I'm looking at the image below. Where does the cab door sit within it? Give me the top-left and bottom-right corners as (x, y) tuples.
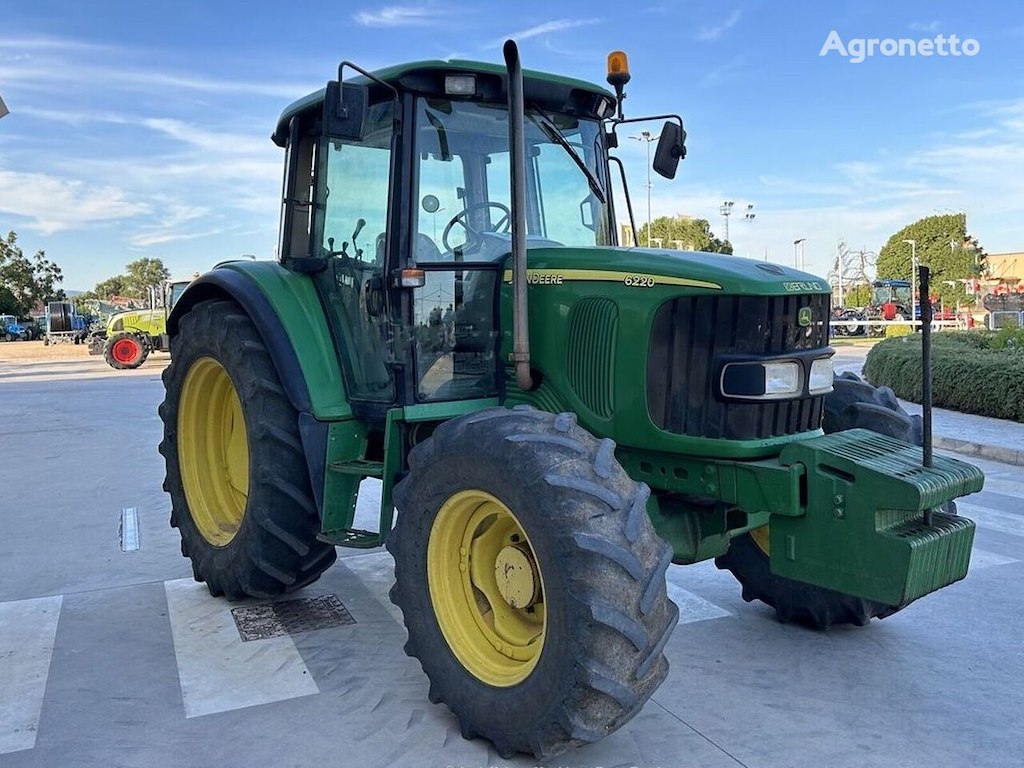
(310, 100), (399, 407)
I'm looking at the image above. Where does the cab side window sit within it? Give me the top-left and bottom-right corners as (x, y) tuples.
(315, 102), (395, 402)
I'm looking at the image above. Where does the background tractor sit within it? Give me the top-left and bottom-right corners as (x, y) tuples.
(160, 44), (983, 759)
(0, 314), (27, 341)
(90, 279), (191, 368)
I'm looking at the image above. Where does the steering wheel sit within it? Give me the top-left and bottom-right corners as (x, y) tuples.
(441, 201), (511, 253)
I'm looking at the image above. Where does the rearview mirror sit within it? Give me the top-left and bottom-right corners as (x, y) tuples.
(324, 81), (368, 141)
(653, 121), (686, 179)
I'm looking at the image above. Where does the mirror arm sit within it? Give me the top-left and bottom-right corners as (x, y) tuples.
(337, 61), (401, 105)
(607, 113), (685, 145)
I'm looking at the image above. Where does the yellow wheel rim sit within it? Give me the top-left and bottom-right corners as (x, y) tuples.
(427, 490), (546, 687)
(177, 357), (249, 547)
(750, 525), (771, 556)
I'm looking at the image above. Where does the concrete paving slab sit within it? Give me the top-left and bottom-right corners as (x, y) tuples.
(164, 579), (319, 718)
(0, 595), (62, 754)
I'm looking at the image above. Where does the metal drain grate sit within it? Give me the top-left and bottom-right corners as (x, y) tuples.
(230, 594), (355, 642)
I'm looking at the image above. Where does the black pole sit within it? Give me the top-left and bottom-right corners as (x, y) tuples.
(919, 264), (934, 524)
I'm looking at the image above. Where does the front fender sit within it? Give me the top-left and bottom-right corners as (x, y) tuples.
(168, 261), (351, 421)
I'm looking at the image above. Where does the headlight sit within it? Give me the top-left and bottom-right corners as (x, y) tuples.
(809, 357), (834, 394)
(763, 362), (802, 395)
(721, 361), (802, 399)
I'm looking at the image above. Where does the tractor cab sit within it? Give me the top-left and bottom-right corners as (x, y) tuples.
(270, 56), (681, 418)
(872, 279), (911, 307)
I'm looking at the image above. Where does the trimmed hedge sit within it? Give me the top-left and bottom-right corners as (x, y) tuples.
(863, 330), (1024, 423)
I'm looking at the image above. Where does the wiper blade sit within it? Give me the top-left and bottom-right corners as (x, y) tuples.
(529, 110), (606, 204)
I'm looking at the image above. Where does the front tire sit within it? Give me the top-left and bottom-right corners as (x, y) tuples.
(105, 332), (149, 369)
(159, 299), (336, 599)
(388, 406), (677, 759)
(715, 373), (925, 628)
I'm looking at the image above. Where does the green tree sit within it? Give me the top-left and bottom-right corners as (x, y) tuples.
(125, 257), (170, 299)
(0, 231), (65, 315)
(842, 283), (873, 307)
(80, 275), (131, 301)
(637, 215), (733, 254)
(876, 213), (985, 308)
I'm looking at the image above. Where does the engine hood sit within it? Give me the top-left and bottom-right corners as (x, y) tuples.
(512, 246), (830, 297)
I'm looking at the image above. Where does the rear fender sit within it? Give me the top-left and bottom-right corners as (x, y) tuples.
(168, 261), (351, 420)
(168, 262), (355, 518)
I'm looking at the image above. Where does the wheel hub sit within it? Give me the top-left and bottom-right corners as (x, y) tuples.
(177, 356), (249, 546)
(427, 490), (546, 687)
(494, 544), (540, 609)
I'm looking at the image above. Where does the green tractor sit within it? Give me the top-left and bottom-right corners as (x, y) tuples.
(90, 279), (192, 368)
(160, 44), (983, 759)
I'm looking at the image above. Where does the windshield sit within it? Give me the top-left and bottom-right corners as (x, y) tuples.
(873, 283), (912, 305)
(412, 97), (610, 262)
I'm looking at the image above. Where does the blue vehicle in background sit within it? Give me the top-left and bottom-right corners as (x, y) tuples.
(0, 314), (28, 341)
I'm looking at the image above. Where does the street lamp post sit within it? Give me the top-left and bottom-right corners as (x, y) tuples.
(904, 239), (917, 323)
(793, 238), (806, 270)
(836, 243), (845, 307)
(630, 131), (660, 246)
(719, 200), (734, 243)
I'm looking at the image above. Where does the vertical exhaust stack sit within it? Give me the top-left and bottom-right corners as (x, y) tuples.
(504, 39), (534, 391)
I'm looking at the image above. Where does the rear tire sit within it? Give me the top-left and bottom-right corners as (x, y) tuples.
(105, 332), (149, 369)
(388, 406), (677, 759)
(715, 372), (925, 628)
(159, 299), (336, 599)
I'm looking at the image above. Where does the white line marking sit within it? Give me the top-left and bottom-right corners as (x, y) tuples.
(665, 581), (732, 625)
(0, 595), (63, 754)
(959, 501), (1024, 539)
(164, 579), (318, 718)
(970, 548), (1017, 570)
(120, 507), (139, 552)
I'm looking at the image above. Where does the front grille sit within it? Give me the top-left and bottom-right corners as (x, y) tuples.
(647, 294), (830, 440)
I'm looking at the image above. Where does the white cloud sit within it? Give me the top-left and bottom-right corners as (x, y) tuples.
(353, 6), (445, 27)
(0, 35), (118, 53)
(127, 202), (210, 248)
(0, 55), (312, 100)
(487, 19), (600, 48)
(909, 20), (941, 33)
(699, 56), (744, 88)
(0, 170), (149, 234)
(697, 10), (742, 41)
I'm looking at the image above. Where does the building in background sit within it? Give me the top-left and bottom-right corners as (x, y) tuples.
(985, 252), (1024, 290)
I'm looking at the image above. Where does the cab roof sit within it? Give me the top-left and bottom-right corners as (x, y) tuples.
(273, 58), (615, 146)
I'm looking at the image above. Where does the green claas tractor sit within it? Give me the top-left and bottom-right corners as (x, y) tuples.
(90, 279), (192, 368)
(160, 43), (984, 759)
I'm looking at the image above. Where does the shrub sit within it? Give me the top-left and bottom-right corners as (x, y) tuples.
(863, 332), (1024, 423)
(990, 326), (1024, 353)
(885, 324), (912, 338)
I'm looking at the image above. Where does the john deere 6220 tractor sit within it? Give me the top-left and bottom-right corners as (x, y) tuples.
(160, 43), (983, 759)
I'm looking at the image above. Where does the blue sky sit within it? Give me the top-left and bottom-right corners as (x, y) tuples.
(1, 0), (1021, 290)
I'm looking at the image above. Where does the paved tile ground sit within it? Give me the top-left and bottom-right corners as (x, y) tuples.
(1, 359), (1022, 768)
